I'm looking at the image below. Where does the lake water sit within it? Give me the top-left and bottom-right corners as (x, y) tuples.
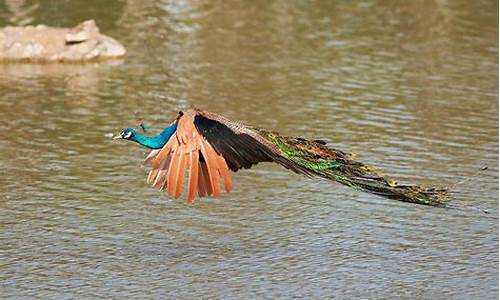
(0, 1), (498, 299)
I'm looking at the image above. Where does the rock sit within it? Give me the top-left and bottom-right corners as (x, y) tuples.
(0, 20), (126, 62)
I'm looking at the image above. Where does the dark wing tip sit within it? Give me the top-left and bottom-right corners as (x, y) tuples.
(193, 114), (274, 172)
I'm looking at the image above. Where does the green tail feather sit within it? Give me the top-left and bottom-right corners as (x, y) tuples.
(255, 129), (448, 206)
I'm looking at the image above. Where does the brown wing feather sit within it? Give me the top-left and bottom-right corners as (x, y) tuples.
(187, 151), (199, 202)
(199, 161), (213, 196)
(150, 154), (170, 188)
(217, 154), (232, 192)
(199, 139), (221, 197)
(174, 153), (187, 198)
(154, 155), (171, 189)
(147, 168), (159, 185)
(166, 149), (180, 197)
(197, 161), (208, 197)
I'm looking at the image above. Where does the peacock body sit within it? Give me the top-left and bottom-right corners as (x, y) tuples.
(115, 109), (448, 206)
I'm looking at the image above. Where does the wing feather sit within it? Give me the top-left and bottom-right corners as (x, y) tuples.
(153, 155), (171, 189)
(151, 132), (176, 170)
(197, 161), (208, 197)
(216, 152), (232, 192)
(147, 168), (159, 185)
(166, 149), (180, 197)
(174, 152), (187, 198)
(199, 139), (221, 197)
(200, 161), (213, 196)
(187, 151), (199, 202)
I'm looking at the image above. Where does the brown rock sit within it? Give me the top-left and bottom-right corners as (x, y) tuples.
(0, 20), (126, 62)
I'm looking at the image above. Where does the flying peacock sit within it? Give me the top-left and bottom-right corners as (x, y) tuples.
(114, 109), (449, 206)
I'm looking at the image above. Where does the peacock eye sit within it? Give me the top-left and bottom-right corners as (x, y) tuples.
(123, 132), (132, 139)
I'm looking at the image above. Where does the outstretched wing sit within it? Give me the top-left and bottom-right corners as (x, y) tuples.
(144, 110), (231, 203)
(192, 110), (276, 171)
(193, 110), (315, 175)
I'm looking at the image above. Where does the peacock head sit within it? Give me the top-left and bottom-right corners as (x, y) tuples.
(114, 128), (137, 140)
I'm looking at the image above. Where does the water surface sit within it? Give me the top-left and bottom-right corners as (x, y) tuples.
(0, 1), (498, 299)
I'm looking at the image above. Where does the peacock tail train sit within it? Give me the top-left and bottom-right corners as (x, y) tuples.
(250, 128), (449, 206)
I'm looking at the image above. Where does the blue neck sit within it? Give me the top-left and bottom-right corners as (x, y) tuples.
(131, 123), (177, 149)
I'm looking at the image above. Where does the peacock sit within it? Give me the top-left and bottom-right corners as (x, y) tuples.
(114, 109), (449, 206)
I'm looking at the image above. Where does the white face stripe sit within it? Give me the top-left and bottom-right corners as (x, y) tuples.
(124, 132), (132, 139)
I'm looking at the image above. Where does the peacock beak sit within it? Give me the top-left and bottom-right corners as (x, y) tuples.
(113, 133), (123, 140)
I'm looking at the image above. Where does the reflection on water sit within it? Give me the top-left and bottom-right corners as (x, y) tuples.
(0, 0), (498, 298)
